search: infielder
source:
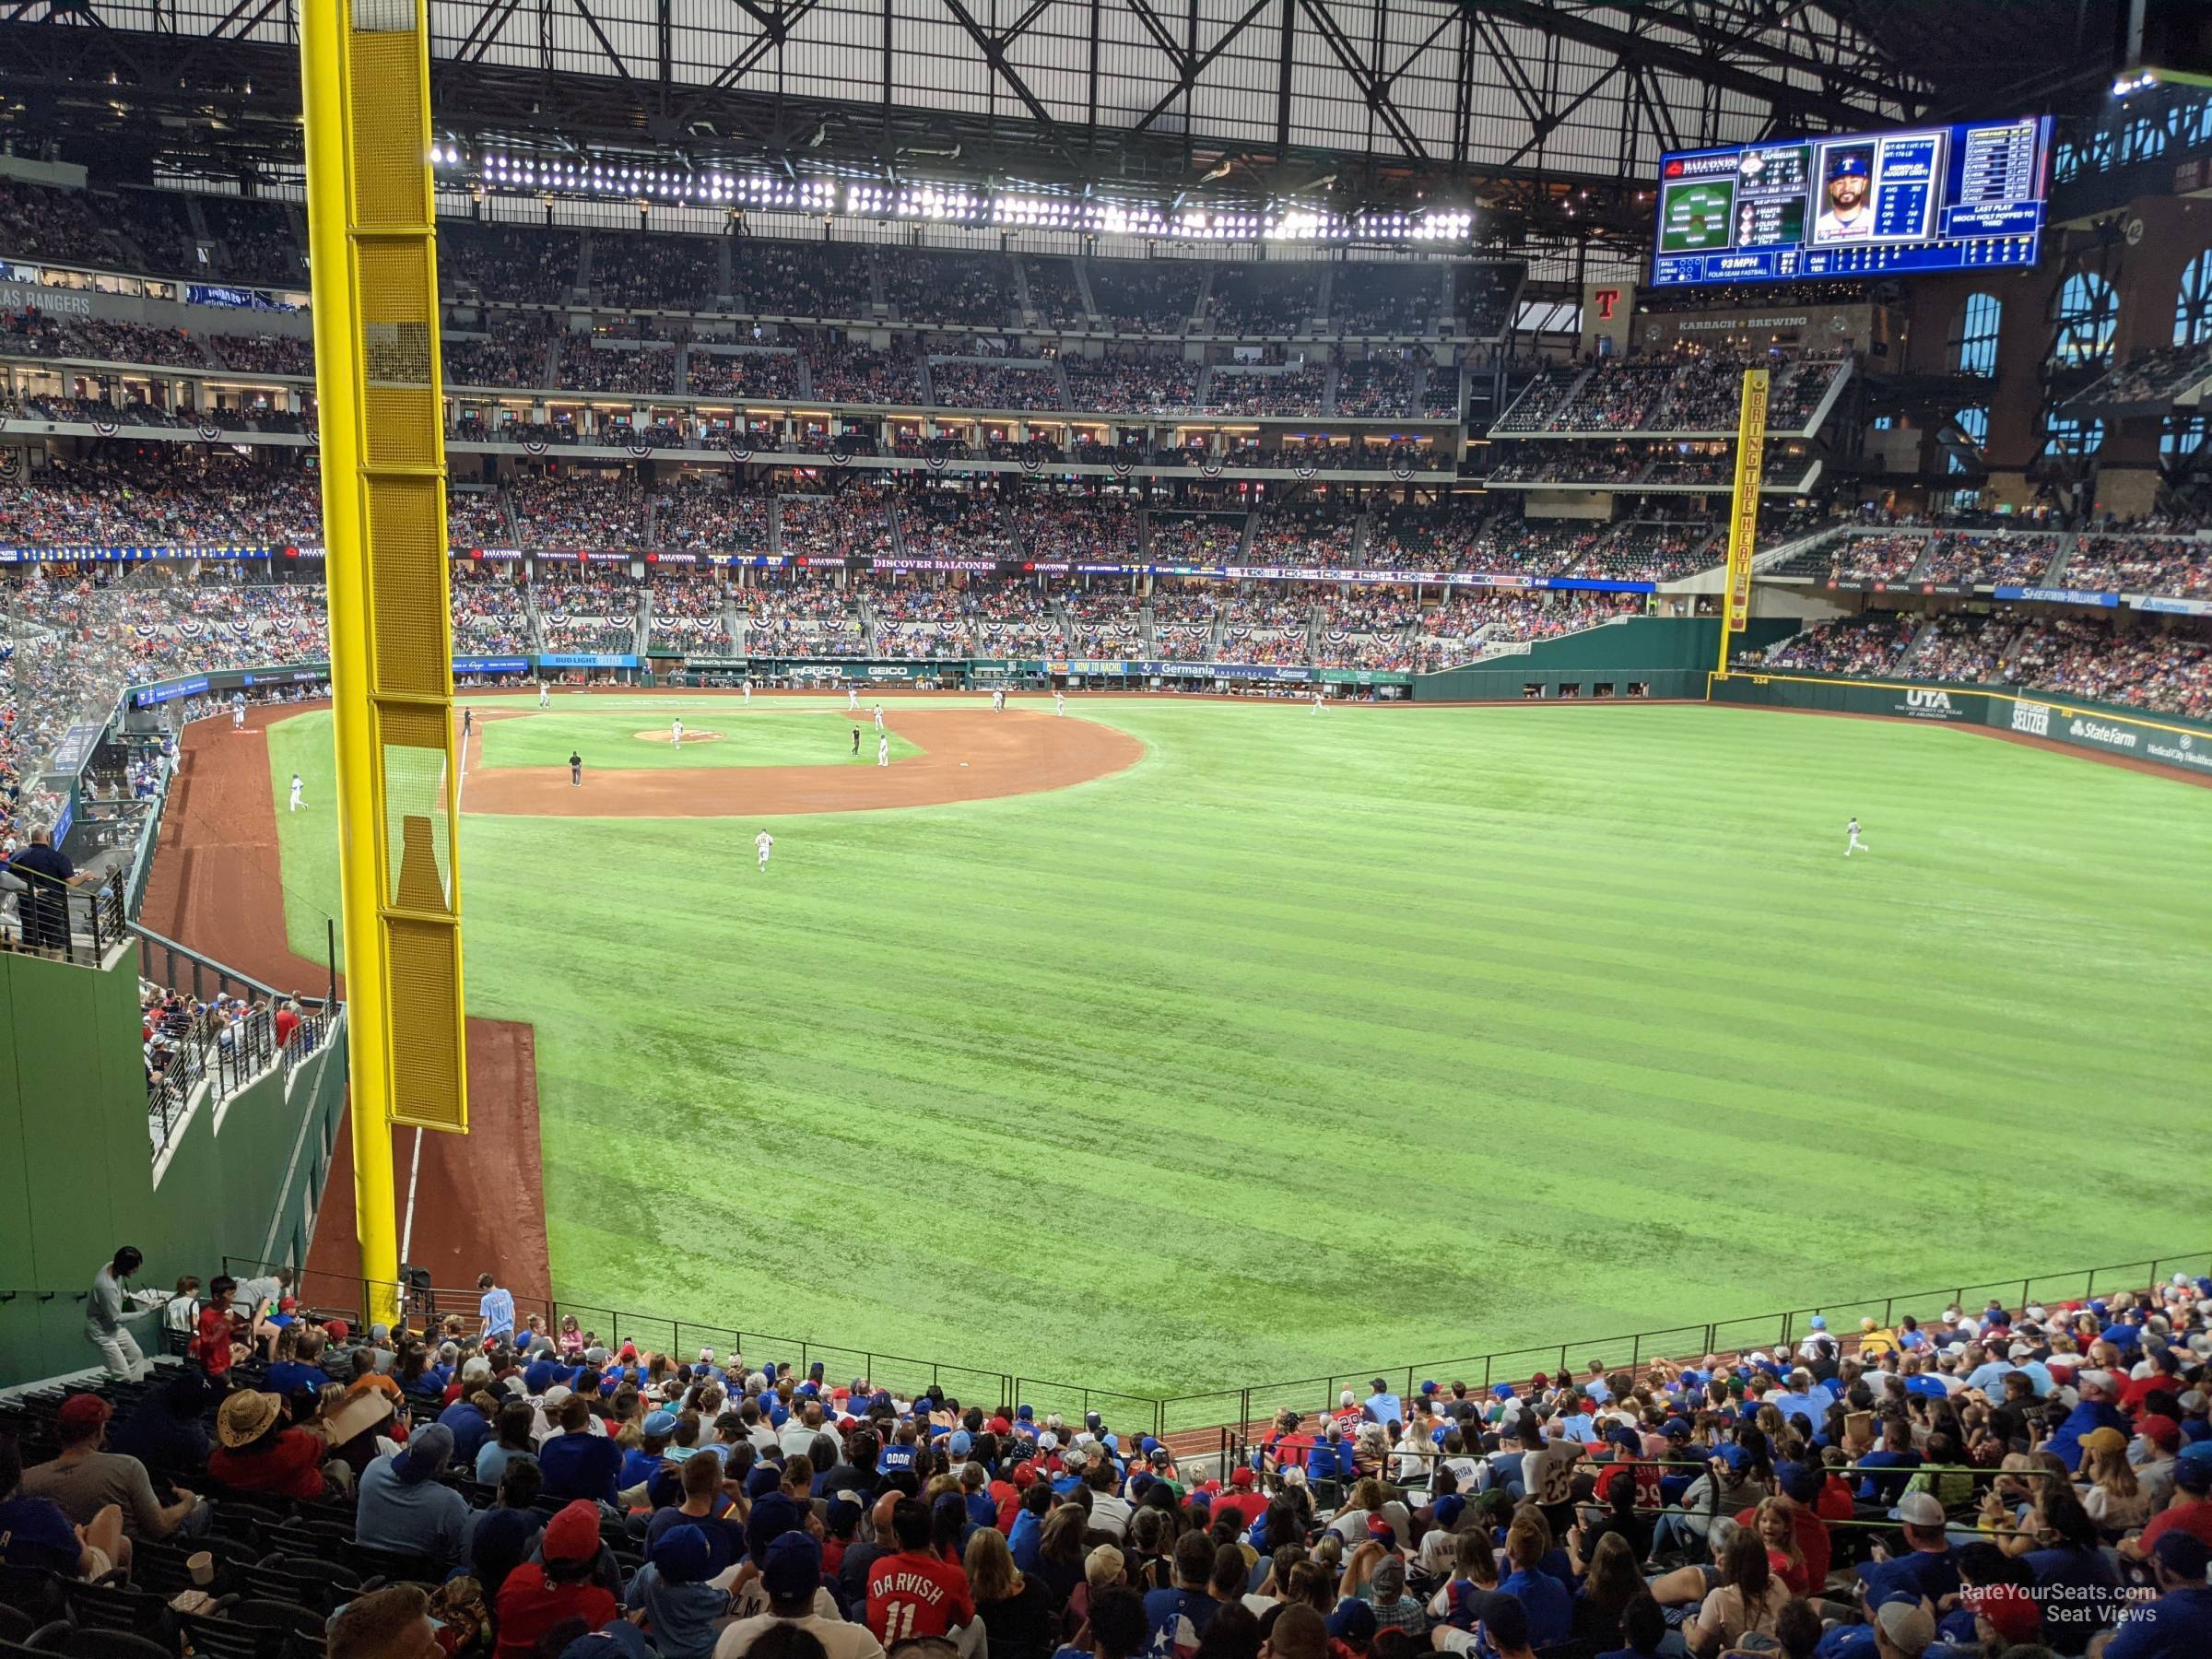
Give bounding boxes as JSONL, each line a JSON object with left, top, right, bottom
{"left": 992, "top": 688, "right": 1006, "bottom": 712}
{"left": 671, "top": 717, "right": 684, "bottom": 749}
{"left": 537, "top": 679, "right": 550, "bottom": 709}
{"left": 847, "top": 687, "right": 859, "bottom": 712}
{"left": 288, "top": 772, "right": 305, "bottom": 813}
{"left": 742, "top": 682, "right": 752, "bottom": 707}
{"left": 1312, "top": 691, "right": 1324, "bottom": 714}
{"left": 1845, "top": 817, "right": 1868, "bottom": 857}
{"left": 873, "top": 703, "right": 885, "bottom": 733}
{"left": 877, "top": 733, "right": 889, "bottom": 768}
{"left": 1054, "top": 689, "right": 1066, "bottom": 716}
{"left": 231, "top": 701, "right": 246, "bottom": 732}
{"left": 755, "top": 829, "right": 773, "bottom": 872}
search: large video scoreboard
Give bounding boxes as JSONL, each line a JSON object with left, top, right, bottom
{"left": 1650, "top": 116, "right": 2052, "bottom": 288}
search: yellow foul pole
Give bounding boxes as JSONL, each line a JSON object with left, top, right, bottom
{"left": 301, "top": 0, "right": 469, "bottom": 1329}
{"left": 1713, "top": 367, "right": 1770, "bottom": 679}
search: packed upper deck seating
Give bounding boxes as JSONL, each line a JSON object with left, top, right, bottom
{"left": 1020, "top": 255, "right": 1090, "bottom": 327}
{"left": 2060, "top": 535, "right": 2212, "bottom": 597}
{"left": 805, "top": 341, "right": 922, "bottom": 405}
{"left": 1330, "top": 263, "right": 1443, "bottom": 335}
{"left": 209, "top": 334, "right": 314, "bottom": 377}
{"left": 439, "top": 222, "right": 579, "bottom": 304}
{"left": 777, "top": 482, "right": 899, "bottom": 562}
{"left": 728, "top": 239, "right": 876, "bottom": 317}
{"left": 0, "top": 179, "right": 126, "bottom": 267}
{"left": 1148, "top": 512, "right": 1248, "bottom": 566}
{"left": 506, "top": 472, "right": 649, "bottom": 549}
{"left": 1204, "top": 365, "right": 1329, "bottom": 418}
{"left": 448, "top": 563, "right": 533, "bottom": 653}
{"left": 593, "top": 231, "right": 723, "bottom": 311}
{"left": 533, "top": 571, "right": 640, "bottom": 653}
{"left": 1206, "top": 263, "right": 1324, "bottom": 333}
{"left": 1333, "top": 354, "right": 1420, "bottom": 418}
{"left": 1002, "top": 493, "right": 1141, "bottom": 563}
{"left": 893, "top": 488, "right": 1018, "bottom": 560}
{"left": 653, "top": 477, "right": 771, "bottom": 555}
{"left": 1060, "top": 350, "right": 1202, "bottom": 414}
{"left": 1245, "top": 503, "right": 1362, "bottom": 569}
{"left": 926, "top": 361, "right": 1065, "bottom": 411}
{"left": 554, "top": 336, "right": 678, "bottom": 396}
{"left": 881, "top": 249, "right": 1016, "bottom": 328}
{"left": 1085, "top": 256, "right": 1208, "bottom": 332}
{"left": 199, "top": 195, "right": 302, "bottom": 287}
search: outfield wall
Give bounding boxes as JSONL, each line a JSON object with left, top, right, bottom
{"left": 1411, "top": 618, "right": 1796, "bottom": 702}
{"left": 1709, "top": 671, "right": 2212, "bottom": 778}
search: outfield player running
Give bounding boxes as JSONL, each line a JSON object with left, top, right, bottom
{"left": 671, "top": 717, "right": 684, "bottom": 749}
{"left": 288, "top": 773, "right": 305, "bottom": 813}
{"left": 1312, "top": 690, "right": 1324, "bottom": 714}
{"left": 877, "top": 733, "right": 889, "bottom": 768}
{"left": 755, "top": 830, "right": 773, "bottom": 873}
{"left": 1845, "top": 816, "right": 1868, "bottom": 857}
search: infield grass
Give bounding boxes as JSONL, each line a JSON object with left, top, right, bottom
{"left": 265, "top": 694, "right": 2212, "bottom": 1405}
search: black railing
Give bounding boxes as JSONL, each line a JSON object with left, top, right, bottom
{"left": 219, "top": 1245, "right": 2212, "bottom": 1442}
{"left": 1, "top": 877, "right": 130, "bottom": 966}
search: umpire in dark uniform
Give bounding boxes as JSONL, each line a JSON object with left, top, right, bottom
{"left": 569, "top": 750, "right": 582, "bottom": 786}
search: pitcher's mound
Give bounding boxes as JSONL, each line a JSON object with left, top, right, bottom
{"left": 636, "top": 728, "right": 725, "bottom": 746}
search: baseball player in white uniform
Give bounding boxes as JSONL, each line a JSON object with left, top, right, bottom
{"left": 231, "top": 695, "right": 247, "bottom": 731}
{"left": 288, "top": 772, "right": 305, "bottom": 813}
{"left": 671, "top": 717, "right": 684, "bottom": 748}
{"left": 1312, "top": 691, "right": 1324, "bottom": 714}
{"left": 992, "top": 688, "right": 1005, "bottom": 712}
{"left": 1054, "top": 690, "right": 1066, "bottom": 716}
{"left": 742, "top": 682, "right": 752, "bottom": 707}
{"left": 1845, "top": 817, "right": 1868, "bottom": 857}
{"left": 873, "top": 703, "right": 884, "bottom": 733}
{"left": 877, "top": 733, "right": 889, "bottom": 768}
{"left": 536, "top": 679, "right": 550, "bottom": 708}
{"left": 755, "top": 830, "right": 773, "bottom": 872}
{"left": 847, "top": 687, "right": 859, "bottom": 712}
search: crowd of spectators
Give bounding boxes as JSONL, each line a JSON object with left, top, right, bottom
{"left": 449, "top": 564, "right": 533, "bottom": 653}
{"left": 1488, "top": 366, "right": 1584, "bottom": 435}
{"left": 594, "top": 232, "right": 723, "bottom": 312}
{"left": 1921, "top": 535, "right": 2058, "bottom": 588}
{"left": 1246, "top": 505, "right": 1361, "bottom": 569}
{"left": 729, "top": 241, "right": 875, "bottom": 317}
{"left": 1330, "top": 264, "right": 1443, "bottom": 335}
{"left": 1148, "top": 513, "right": 1249, "bottom": 566}
{"left": 655, "top": 478, "right": 772, "bottom": 556}
{"left": 967, "top": 582, "right": 1066, "bottom": 655}
{"left": 1418, "top": 591, "right": 1641, "bottom": 668}
{"left": 687, "top": 350, "right": 803, "bottom": 400}
{"left": 881, "top": 250, "right": 1016, "bottom": 328}
{"left": 925, "top": 362, "right": 1065, "bottom": 411}
{"left": 445, "top": 318, "right": 556, "bottom": 389}
{"left": 0, "top": 456, "right": 320, "bottom": 547}
{"left": 0, "top": 309, "right": 210, "bottom": 369}
{"left": 893, "top": 489, "right": 1018, "bottom": 561}
{"left": 1060, "top": 351, "right": 1202, "bottom": 414}
{"left": 1005, "top": 495, "right": 1142, "bottom": 563}
{"left": 1332, "top": 355, "right": 1420, "bottom": 418}
{"left": 1759, "top": 613, "right": 1916, "bottom": 675}
{"left": 198, "top": 196, "right": 302, "bottom": 288}
{"left": 534, "top": 572, "right": 641, "bottom": 653}
{"left": 1206, "top": 264, "right": 1324, "bottom": 334}
{"left": 805, "top": 343, "right": 922, "bottom": 405}
{"left": 209, "top": 333, "right": 314, "bottom": 377}
{"left": 441, "top": 224, "right": 579, "bottom": 304}
{"left": 745, "top": 580, "right": 867, "bottom": 656}
{"left": 778, "top": 484, "right": 899, "bottom": 563}
{"left": 2059, "top": 536, "right": 2212, "bottom": 598}
{"left": 1020, "top": 255, "right": 1091, "bottom": 327}
{"left": 507, "top": 474, "right": 650, "bottom": 550}
{"left": 1830, "top": 535, "right": 1931, "bottom": 585}
{"left": 1203, "top": 366, "right": 1329, "bottom": 418}
{"left": 1062, "top": 587, "right": 1148, "bottom": 655}
{"left": 2077, "top": 339, "right": 2212, "bottom": 406}
{"left": 647, "top": 569, "right": 735, "bottom": 651}
{"left": 1086, "top": 258, "right": 1208, "bottom": 331}
{"left": 0, "top": 179, "right": 125, "bottom": 267}
{"left": 556, "top": 337, "right": 678, "bottom": 397}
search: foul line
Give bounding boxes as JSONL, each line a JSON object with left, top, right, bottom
{"left": 399, "top": 1127, "right": 424, "bottom": 1266}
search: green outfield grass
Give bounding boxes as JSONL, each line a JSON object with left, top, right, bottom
{"left": 477, "top": 706, "right": 924, "bottom": 771}
{"left": 264, "top": 695, "right": 2212, "bottom": 1403}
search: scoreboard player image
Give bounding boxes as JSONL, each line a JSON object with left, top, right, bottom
{"left": 1812, "top": 147, "right": 1875, "bottom": 242}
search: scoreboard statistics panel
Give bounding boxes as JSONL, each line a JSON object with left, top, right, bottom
{"left": 1650, "top": 115, "right": 2052, "bottom": 288}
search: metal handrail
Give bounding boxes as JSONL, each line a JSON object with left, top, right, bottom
{"left": 216, "top": 1246, "right": 2210, "bottom": 1442}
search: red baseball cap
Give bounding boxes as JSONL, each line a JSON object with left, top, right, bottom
{"left": 1962, "top": 1584, "right": 2039, "bottom": 1643}
{"left": 57, "top": 1394, "right": 112, "bottom": 1435}
{"left": 1230, "top": 1466, "right": 1256, "bottom": 1488}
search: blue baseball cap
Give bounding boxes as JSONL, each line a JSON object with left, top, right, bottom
{"left": 643, "top": 1410, "right": 679, "bottom": 1436}
{"left": 1830, "top": 152, "right": 1869, "bottom": 179}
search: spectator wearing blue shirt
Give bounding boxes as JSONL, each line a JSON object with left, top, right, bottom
{"left": 1855, "top": 1418, "right": 1924, "bottom": 1506}
{"left": 356, "top": 1424, "right": 470, "bottom": 1561}
{"left": 535, "top": 1392, "right": 624, "bottom": 1507}
{"left": 1364, "top": 1380, "right": 1404, "bottom": 1430}
{"left": 1579, "top": 1362, "right": 1613, "bottom": 1407}
{"left": 1857, "top": 1493, "right": 1959, "bottom": 1606}
{"left": 2047, "top": 1372, "right": 2131, "bottom": 1472}
{"left": 1008, "top": 1481, "right": 1052, "bottom": 1573}
{"left": 438, "top": 1392, "right": 497, "bottom": 1465}
{"left": 621, "top": 1410, "right": 681, "bottom": 1494}
{"left": 1307, "top": 1424, "right": 1357, "bottom": 1488}
{"left": 477, "top": 1272, "right": 515, "bottom": 1346}
{"left": 2106, "top": 1534, "right": 2212, "bottom": 1659}
{"left": 1498, "top": 1515, "right": 1571, "bottom": 1649}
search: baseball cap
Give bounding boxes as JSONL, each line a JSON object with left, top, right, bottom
{"left": 56, "top": 1394, "right": 113, "bottom": 1436}
{"left": 2139, "top": 1414, "right": 2183, "bottom": 1451}
{"left": 948, "top": 1430, "right": 972, "bottom": 1457}
{"left": 542, "top": 1500, "right": 603, "bottom": 1563}
{"left": 1960, "top": 1584, "right": 2040, "bottom": 1642}
{"left": 1830, "top": 151, "right": 1870, "bottom": 179}
{"left": 1783, "top": 1465, "right": 1823, "bottom": 1504}
{"left": 1325, "top": 1601, "right": 1377, "bottom": 1642}
{"left": 643, "top": 1409, "right": 679, "bottom": 1436}
{"left": 2079, "top": 1426, "right": 2129, "bottom": 1455}
{"left": 1873, "top": 1599, "right": 1936, "bottom": 1656}
{"left": 399, "top": 1423, "right": 454, "bottom": 1484}
{"left": 1809, "top": 1316, "right": 1827, "bottom": 1331}
{"left": 1430, "top": 1493, "right": 1465, "bottom": 1529}
{"left": 1230, "top": 1466, "right": 1255, "bottom": 1488}
{"left": 1896, "top": 1491, "right": 1945, "bottom": 1528}
{"left": 651, "top": 1524, "right": 712, "bottom": 1585}
{"left": 762, "top": 1531, "right": 823, "bottom": 1600}
{"left": 2175, "top": 1456, "right": 2212, "bottom": 1494}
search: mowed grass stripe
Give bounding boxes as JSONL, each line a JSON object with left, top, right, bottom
{"left": 260, "top": 698, "right": 2212, "bottom": 1396}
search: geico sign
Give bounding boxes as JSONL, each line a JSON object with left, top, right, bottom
{"left": 2067, "top": 717, "right": 2138, "bottom": 749}
{"left": 2012, "top": 700, "right": 2051, "bottom": 736}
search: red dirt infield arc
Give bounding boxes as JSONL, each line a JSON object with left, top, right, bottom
{"left": 137, "top": 703, "right": 552, "bottom": 1299}
{"left": 461, "top": 702, "right": 1144, "bottom": 817}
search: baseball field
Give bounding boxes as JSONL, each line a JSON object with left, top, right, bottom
{"left": 257, "top": 691, "right": 2212, "bottom": 1403}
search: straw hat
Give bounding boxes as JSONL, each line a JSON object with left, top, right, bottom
{"left": 217, "top": 1390, "right": 281, "bottom": 1448}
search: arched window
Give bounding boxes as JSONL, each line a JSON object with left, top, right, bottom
{"left": 2042, "top": 411, "right": 2106, "bottom": 457}
{"left": 1947, "top": 406, "right": 1989, "bottom": 474}
{"left": 2050, "top": 271, "right": 2118, "bottom": 370}
{"left": 2177, "top": 249, "right": 2212, "bottom": 347}
{"left": 1950, "top": 294, "right": 2002, "bottom": 375}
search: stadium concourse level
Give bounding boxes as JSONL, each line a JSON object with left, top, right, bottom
{"left": 1818, "top": 531, "right": 2212, "bottom": 602}
{"left": 5, "top": 1268, "right": 2212, "bottom": 1659}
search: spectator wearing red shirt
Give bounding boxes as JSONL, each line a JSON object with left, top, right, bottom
{"left": 1211, "top": 1467, "right": 1269, "bottom": 1529}
{"left": 1735, "top": 1465, "right": 1830, "bottom": 1595}
{"left": 866, "top": 1497, "right": 975, "bottom": 1645}
{"left": 273, "top": 998, "right": 301, "bottom": 1050}
{"left": 192, "top": 1276, "right": 241, "bottom": 1379}
{"left": 495, "top": 1500, "right": 618, "bottom": 1658}
{"left": 207, "top": 1390, "right": 329, "bottom": 1500}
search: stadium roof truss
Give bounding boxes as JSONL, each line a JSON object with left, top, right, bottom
{"left": 0, "top": 0, "right": 1925, "bottom": 223}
